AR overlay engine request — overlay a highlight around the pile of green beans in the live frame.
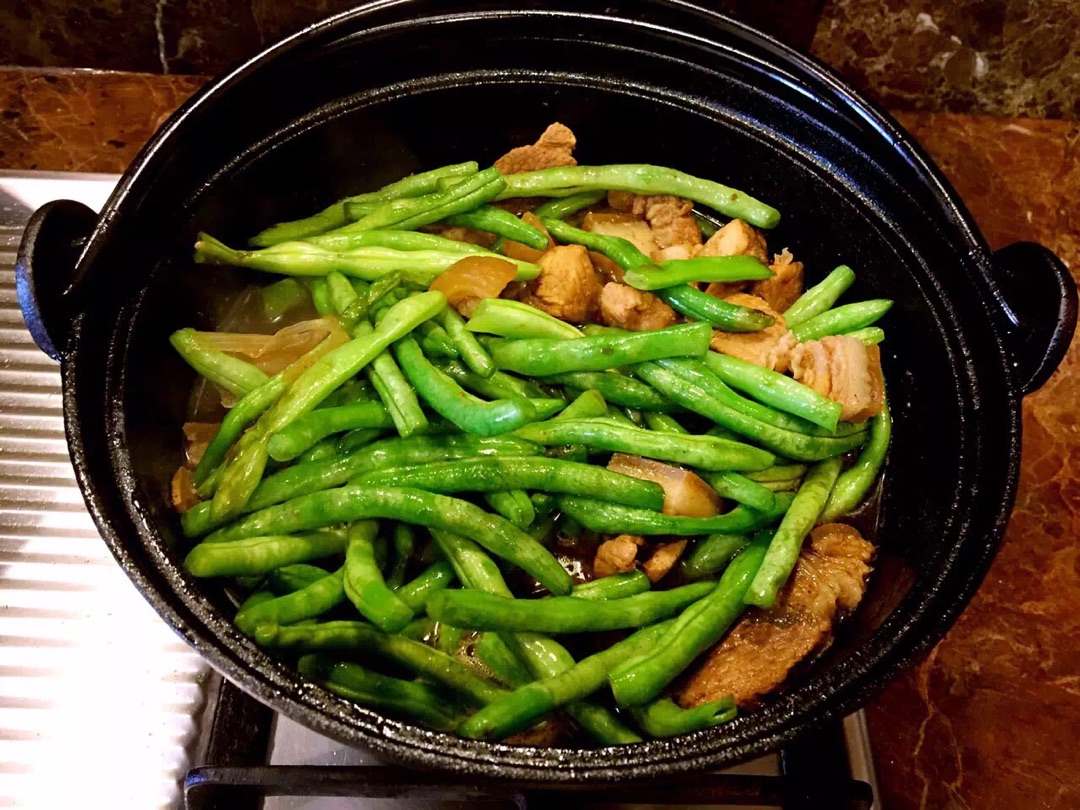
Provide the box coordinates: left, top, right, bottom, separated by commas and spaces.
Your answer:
172, 147, 892, 746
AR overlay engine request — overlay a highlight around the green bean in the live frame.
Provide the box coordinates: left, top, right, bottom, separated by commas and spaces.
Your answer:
430, 584, 711, 634
609, 537, 768, 706
631, 696, 737, 737
554, 389, 608, 420
466, 299, 584, 340
182, 434, 543, 537
355, 456, 665, 510
267, 402, 394, 462
624, 255, 773, 291
745, 457, 843, 607
196, 234, 539, 286
392, 336, 536, 436
266, 563, 329, 594
170, 329, 270, 398
394, 560, 456, 612
209, 292, 446, 522
384, 524, 415, 589
321, 376, 377, 406
655, 284, 775, 332
487, 322, 710, 376
309, 278, 334, 315
437, 360, 544, 401
702, 471, 777, 513
702, 352, 842, 431
237, 589, 274, 612
458, 620, 675, 740
194, 379, 286, 486
251, 162, 479, 246
308, 228, 491, 254
335, 428, 385, 456
845, 326, 886, 345
679, 533, 749, 579
438, 307, 495, 377
782, 265, 856, 327
602, 409, 637, 429
572, 570, 651, 600
265, 623, 506, 706
340, 272, 402, 325
445, 205, 549, 249
474, 633, 535, 688
541, 216, 652, 269
185, 531, 347, 578
558, 491, 794, 536
503, 165, 780, 228
643, 412, 688, 434
747, 463, 808, 483
205, 486, 573, 596
342, 521, 414, 632
791, 299, 893, 342
694, 213, 720, 237
345, 168, 506, 232
821, 396, 891, 522
635, 362, 868, 461
540, 371, 678, 412
484, 490, 535, 529
532, 190, 607, 220
417, 320, 459, 358
234, 567, 345, 634
261, 278, 309, 321
429, 529, 640, 745
299, 656, 462, 731
515, 418, 773, 471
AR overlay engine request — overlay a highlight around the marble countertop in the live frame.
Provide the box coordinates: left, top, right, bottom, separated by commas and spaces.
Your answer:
1, 67, 1076, 810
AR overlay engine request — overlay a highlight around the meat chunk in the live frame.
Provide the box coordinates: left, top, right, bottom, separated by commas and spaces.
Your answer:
699, 218, 769, 264
751, 248, 804, 313
642, 540, 688, 583
678, 523, 873, 708
790, 336, 885, 422
654, 244, 699, 262
709, 293, 798, 372
494, 123, 577, 174
593, 535, 644, 578
608, 191, 702, 253
582, 212, 659, 258
529, 245, 602, 323
599, 282, 678, 332
588, 251, 626, 285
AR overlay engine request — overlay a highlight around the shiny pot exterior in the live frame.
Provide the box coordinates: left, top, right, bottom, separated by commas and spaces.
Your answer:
15, 0, 1076, 781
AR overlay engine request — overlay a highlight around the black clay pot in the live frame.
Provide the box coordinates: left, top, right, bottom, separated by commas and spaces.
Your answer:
15, 0, 1076, 781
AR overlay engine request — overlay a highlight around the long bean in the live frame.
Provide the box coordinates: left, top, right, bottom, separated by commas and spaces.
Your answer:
345, 168, 506, 232
532, 190, 607, 220
845, 326, 886, 344
436, 360, 546, 401
266, 563, 330, 594
457, 620, 675, 740
438, 308, 495, 377
702, 471, 777, 513
250, 161, 479, 246
261, 278, 308, 321
445, 205, 549, 250
234, 567, 345, 634
541, 217, 653, 269
821, 395, 891, 521
184, 531, 348, 578
655, 284, 775, 332
624, 256, 773, 291
782, 265, 856, 327
394, 560, 456, 612
170, 329, 269, 397
791, 299, 893, 342
679, 533, 749, 579
428, 582, 713, 633
339, 272, 402, 325
266, 402, 394, 461
487, 322, 711, 376
474, 633, 535, 688
204, 486, 573, 596
308, 228, 492, 254
385, 524, 414, 589
343, 521, 414, 632
702, 353, 842, 431
609, 538, 769, 706
540, 371, 678, 412
745, 457, 843, 607
354, 457, 665, 510
465, 299, 584, 340
514, 418, 775, 472
558, 492, 793, 536
631, 697, 737, 737
502, 165, 780, 229
572, 570, 652, 600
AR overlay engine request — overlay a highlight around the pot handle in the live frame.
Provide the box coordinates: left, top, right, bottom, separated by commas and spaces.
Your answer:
15, 200, 99, 361
990, 241, 1077, 396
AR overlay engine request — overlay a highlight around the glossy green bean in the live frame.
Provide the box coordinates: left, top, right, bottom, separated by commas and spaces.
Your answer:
782, 265, 856, 327
679, 533, 749, 579
821, 395, 891, 522
484, 490, 535, 529
343, 167, 504, 231
234, 567, 345, 634
185, 531, 347, 578
557, 491, 794, 536
487, 322, 711, 375
540, 371, 678, 412
502, 165, 780, 229
394, 560, 456, 612
261, 278, 309, 322
746, 457, 843, 607
266, 563, 330, 594
631, 696, 737, 737
436, 360, 546, 401
170, 329, 269, 397
609, 537, 768, 706
532, 190, 607, 220
439, 307, 495, 377
571, 570, 651, 600
624, 255, 773, 291
791, 299, 893, 342
655, 284, 775, 332
204, 486, 573, 596
465, 299, 584, 340
308, 228, 491, 254
747, 463, 809, 483
844, 326, 885, 344
343, 521, 414, 632
296, 438, 338, 464
340, 272, 402, 325
474, 633, 535, 688
354, 457, 665, 510
514, 418, 774, 472
702, 471, 777, 513
643, 412, 689, 433
309, 278, 334, 315
266, 402, 394, 462
385, 524, 414, 589
335, 428, 385, 456
554, 389, 608, 420
540, 217, 652, 269
251, 161, 479, 246
445, 205, 549, 250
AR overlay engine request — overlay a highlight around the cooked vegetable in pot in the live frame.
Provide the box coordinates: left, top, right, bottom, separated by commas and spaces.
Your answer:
173, 122, 891, 745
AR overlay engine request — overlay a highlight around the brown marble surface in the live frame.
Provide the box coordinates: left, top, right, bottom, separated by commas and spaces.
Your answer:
0, 68, 1077, 809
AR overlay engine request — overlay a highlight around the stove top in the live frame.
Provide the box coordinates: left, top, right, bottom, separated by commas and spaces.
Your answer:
0, 171, 880, 809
